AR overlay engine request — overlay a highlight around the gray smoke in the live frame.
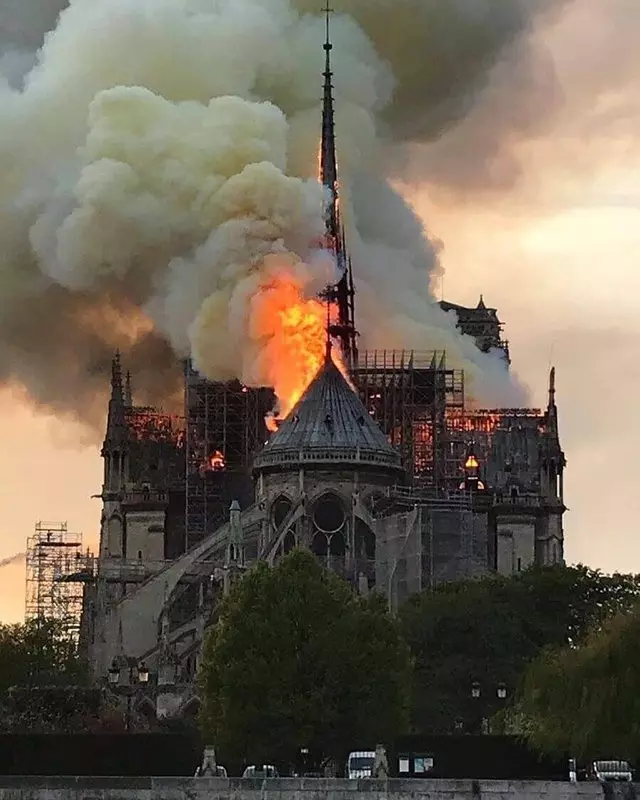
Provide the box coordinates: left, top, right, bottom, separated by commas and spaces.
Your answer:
0, 551, 25, 569
0, 0, 575, 426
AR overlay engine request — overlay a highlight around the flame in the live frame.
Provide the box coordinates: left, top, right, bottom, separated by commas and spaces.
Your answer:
208, 450, 225, 470
199, 449, 225, 475
465, 454, 479, 470
250, 269, 346, 428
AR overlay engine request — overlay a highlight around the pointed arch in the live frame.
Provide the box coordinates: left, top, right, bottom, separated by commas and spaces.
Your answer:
283, 530, 296, 554
311, 532, 328, 557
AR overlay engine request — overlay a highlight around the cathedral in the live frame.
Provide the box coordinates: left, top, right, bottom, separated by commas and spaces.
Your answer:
78, 16, 566, 720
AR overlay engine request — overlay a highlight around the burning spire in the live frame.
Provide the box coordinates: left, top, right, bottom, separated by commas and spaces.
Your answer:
318, 1, 358, 372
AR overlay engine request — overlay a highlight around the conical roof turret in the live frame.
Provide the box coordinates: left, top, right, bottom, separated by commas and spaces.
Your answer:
253, 354, 403, 475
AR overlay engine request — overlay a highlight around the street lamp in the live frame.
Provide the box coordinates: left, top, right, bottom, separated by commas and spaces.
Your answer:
108, 661, 120, 685
137, 662, 149, 684
106, 660, 152, 731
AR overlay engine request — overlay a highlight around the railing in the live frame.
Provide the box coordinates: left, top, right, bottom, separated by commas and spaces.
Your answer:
385, 486, 474, 511
493, 495, 541, 508
255, 445, 401, 468
122, 490, 169, 504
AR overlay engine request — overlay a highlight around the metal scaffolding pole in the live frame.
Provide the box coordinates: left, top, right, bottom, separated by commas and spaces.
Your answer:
25, 521, 84, 641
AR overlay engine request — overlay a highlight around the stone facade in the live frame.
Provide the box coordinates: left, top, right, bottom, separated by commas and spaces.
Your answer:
81, 348, 566, 710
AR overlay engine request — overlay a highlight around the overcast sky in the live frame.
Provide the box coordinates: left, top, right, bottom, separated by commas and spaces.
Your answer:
1, 0, 639, 621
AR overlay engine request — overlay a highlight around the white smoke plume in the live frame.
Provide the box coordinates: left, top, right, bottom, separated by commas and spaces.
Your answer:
0, 0, 553, 424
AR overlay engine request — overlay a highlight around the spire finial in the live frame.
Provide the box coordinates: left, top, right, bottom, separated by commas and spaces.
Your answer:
111, 349, 123, 403
324, 0, 333, 51
124, 370, 132, 407
548, 366, 556, 407
317, 2, 358, 372
320, 1, 337, 201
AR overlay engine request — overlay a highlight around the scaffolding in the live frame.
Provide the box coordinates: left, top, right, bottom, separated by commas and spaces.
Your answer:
184, 361, 275, 548
25, 522, 84, 641
353, 350, 464, 490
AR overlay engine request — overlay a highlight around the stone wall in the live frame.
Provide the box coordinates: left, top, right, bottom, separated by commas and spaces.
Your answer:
0, 776, 635, 800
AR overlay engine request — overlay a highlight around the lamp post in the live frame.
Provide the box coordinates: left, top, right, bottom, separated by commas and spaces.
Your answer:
469, 681, 509, 734
107, 660, 150, 732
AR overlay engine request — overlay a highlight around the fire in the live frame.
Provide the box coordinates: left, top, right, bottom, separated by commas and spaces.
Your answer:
199, 450, 225, 475
465, 454, 480, 470
209, 450, 225, 470
250, 269, 346, 429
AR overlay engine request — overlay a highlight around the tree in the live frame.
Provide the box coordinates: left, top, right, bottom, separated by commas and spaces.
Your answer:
509, 605, 640, 761
198, 550, 411, 769
400, 576, 536, 733
0, 617, 88, 732
399, 565, 640, 734
0, 617, 85, 694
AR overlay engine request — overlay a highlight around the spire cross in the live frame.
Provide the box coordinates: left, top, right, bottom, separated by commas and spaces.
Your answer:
324, 2, 333, 49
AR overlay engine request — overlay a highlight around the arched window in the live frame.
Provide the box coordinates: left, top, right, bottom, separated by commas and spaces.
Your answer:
329, 531, 346, 557
283, 530, 296, 555
272, 496, 293, 529
311, 532, 328, 557
107, 516, 123, 557
313, 493, 345, 534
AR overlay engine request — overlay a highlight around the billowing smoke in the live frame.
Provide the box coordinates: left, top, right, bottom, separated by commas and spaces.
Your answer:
0, 552, 25, 569
0, 0, 555, 427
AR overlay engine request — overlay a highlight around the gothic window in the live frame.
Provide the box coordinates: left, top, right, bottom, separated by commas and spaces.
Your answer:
107, 516, 123, 556
313, 493, 345, 534
311, 532, 328, 557
283, 530, 296, 554
272, 496, 293, 530
329, 531, 345, 557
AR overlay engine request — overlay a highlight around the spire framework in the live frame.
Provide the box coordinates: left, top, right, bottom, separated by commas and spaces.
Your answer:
319, 2, 358, 372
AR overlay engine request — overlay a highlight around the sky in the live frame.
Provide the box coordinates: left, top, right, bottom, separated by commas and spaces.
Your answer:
1, 0, 639, 621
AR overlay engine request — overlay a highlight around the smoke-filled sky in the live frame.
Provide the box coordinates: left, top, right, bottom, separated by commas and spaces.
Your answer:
0, 0, 639, 620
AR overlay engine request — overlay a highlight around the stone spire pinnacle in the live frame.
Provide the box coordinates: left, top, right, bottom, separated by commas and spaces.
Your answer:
318, 1, 358, 371
546, 366, 558, 437
320, 1, 338, 217
124, 370, 132, 407
111, 350, 123, 404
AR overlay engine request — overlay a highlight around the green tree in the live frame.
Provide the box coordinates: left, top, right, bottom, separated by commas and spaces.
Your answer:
0, 617, 85, 694
199, 550, 411, 768
509, 605, 640, 761
399, 565, 640, 734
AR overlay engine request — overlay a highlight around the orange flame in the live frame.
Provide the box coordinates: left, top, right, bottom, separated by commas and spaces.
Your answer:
209, 450, 225, 470
250, 269, 346, 429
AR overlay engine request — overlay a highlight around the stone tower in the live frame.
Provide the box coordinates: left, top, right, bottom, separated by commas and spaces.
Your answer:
99, 351, 129, 561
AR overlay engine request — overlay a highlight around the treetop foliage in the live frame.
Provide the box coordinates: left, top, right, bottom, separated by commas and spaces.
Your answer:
510, 604, 640, 761
0, 617, 84, 695
398, 564, 640, 735
198, 550, 411, 768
